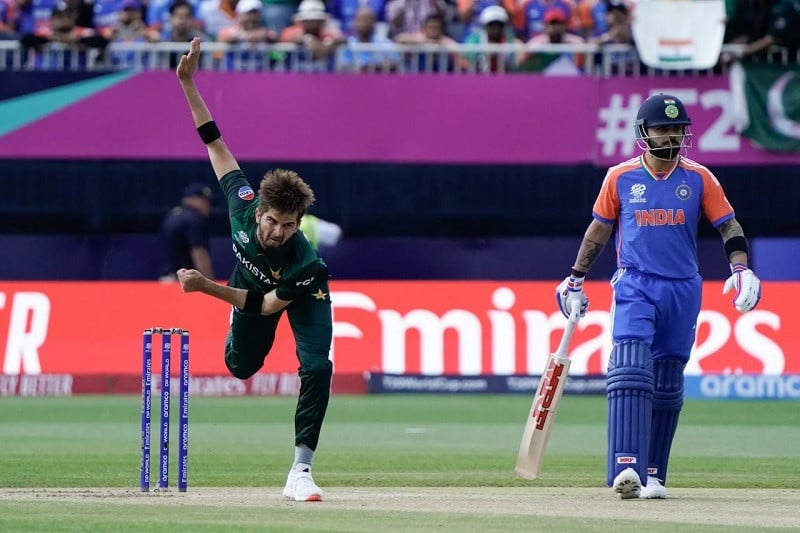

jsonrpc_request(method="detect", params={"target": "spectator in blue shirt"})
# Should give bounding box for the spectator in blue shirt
[338,6,399,71]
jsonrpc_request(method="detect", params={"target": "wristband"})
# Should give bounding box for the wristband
[197,121,221,144]
[570,268,586,279]
[723,235,749,260]
[243,289,264,314]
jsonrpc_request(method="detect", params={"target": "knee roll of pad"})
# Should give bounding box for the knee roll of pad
[607,340,654,486]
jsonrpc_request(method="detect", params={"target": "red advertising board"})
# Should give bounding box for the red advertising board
[0,281,795,377]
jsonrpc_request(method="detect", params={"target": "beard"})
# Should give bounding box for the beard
[647,138,681,160]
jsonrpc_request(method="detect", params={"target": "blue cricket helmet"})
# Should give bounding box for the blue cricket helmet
[635,93,692,132]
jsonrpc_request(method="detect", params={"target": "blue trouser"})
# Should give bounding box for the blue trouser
[606,268,701,485]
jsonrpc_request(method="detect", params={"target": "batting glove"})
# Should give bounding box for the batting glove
[722,263,761,313]
[556,275,588,321]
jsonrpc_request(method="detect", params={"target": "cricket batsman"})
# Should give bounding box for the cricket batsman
[556,93,762,499]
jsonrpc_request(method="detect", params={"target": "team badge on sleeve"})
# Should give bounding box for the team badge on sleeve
[238,186,255,201]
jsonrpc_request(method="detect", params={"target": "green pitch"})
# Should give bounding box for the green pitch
[0,394,798,531]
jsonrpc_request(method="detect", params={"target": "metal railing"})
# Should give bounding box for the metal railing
[0,39,796,76]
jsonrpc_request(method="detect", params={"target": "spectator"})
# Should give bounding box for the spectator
[217,0,278,44]
[102,0,153,42]
[262,0,299,34]
[517,0,576,41]
[329,0,388,37]
[456,0,518,41]
[1,0,18,39]
[588,0,633,74]
[160,182,216,282]
[462,5,525,73]
[722,0,800,63]
[145,0,200,34]
[723,0,773,49]
[394,12,459,72]
[524,6,585,74]
[280,0,345,69]
[572,0,598,39]
[196,0,237,40]
[589,0,630,44]
[337,6,399,72]
[19,1,109,67]
[385,0,446,39]
[17,0,94,36]
[159,0,205,41]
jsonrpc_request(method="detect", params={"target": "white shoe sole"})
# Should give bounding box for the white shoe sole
[612,468,642,500]
[283,473,324,502]
[283,489,323,502]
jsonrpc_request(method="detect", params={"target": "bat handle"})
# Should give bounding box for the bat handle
[556,300,581,358]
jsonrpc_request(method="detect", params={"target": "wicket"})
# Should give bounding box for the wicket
[140,327,190,492]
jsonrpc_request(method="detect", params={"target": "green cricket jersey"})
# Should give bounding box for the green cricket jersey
[219,170,329,301]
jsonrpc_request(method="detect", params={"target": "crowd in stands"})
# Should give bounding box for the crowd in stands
[0,0,797,72]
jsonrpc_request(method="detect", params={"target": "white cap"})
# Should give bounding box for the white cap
[296,0,327,20]
[478,5,508,25]
[235,0,262,14]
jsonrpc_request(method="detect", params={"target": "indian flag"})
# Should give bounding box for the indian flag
[632,0,726,70]
[657,38,694,64]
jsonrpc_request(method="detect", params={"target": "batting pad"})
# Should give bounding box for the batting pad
[648,357,685,484]
[606,340,654,486]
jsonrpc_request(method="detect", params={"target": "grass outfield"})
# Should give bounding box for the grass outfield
[0,394,798,531]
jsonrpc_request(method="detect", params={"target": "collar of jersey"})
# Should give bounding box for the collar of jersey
[640,155,680,181]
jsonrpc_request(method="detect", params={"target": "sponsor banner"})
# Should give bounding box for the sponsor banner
[0,281,796,378]
[632,0,726,70]
[368,373,607,394]
[1,73,798,166]
[0,373,366,397]
[685,374,800,400]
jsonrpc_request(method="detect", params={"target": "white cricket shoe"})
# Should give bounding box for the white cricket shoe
[639,476,667,499]
[283,463,323,502]
[612,467,642,500]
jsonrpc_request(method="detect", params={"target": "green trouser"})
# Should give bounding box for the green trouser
[224,292,332,451]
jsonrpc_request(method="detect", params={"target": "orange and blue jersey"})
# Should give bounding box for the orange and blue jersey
[592,155,734,279]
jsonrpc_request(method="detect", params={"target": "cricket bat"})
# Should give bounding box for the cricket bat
[515,302,580,479]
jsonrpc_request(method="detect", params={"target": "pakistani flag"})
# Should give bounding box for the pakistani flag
[731,62,800,152]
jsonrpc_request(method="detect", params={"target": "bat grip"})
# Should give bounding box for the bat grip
[555,300,581,358]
